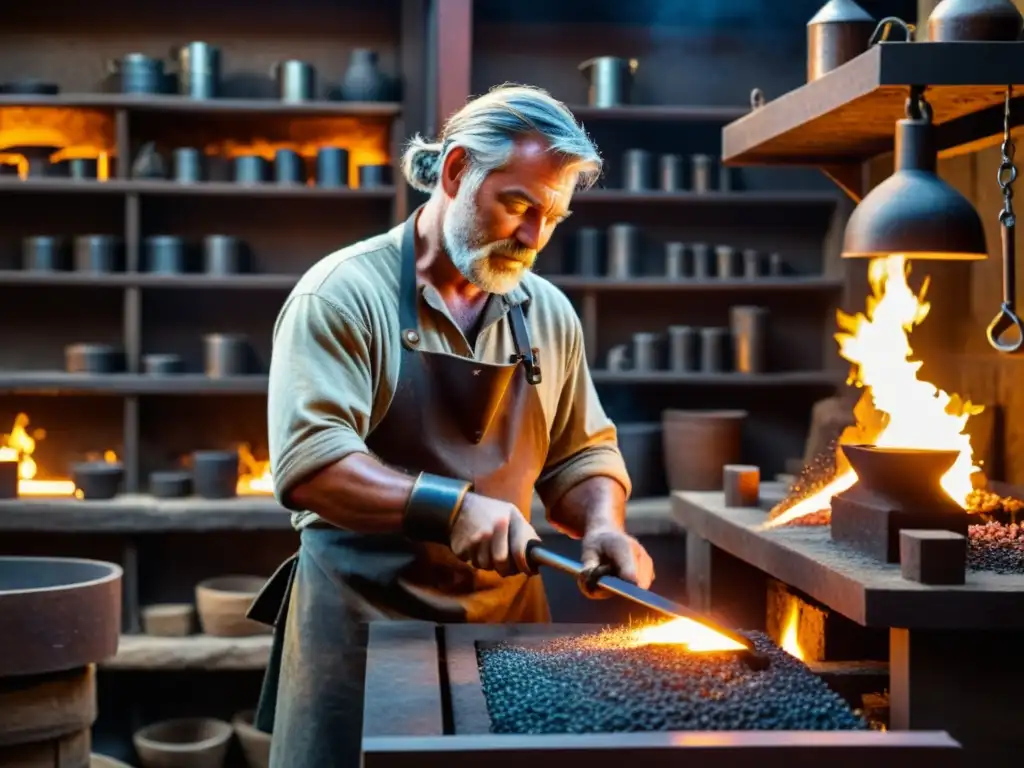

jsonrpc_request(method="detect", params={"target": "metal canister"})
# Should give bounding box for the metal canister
[927,0,1024,42]
[806,0,876,82]
[204,235,244,274]
[144,235,186,273]
[742,248,760,279]
[22,236,67,271]
[731,306,769,374]
[203,334,248,377]
[607,224,640,278]
[173,148,203,183]
[691,243,711,279]
[358,164,392,188]
[623,149,651,192]
[659,155,683,192]
[576,228,603,276]
[273,60,316,102]
[316,147,350,187]
[74,235,122,273]
[700,327,730,373]
[578,56,638,108]
[275,149,305,184]
[234,155,269,184]
[665,242,685,279]
[715,245,736,278]
[690,154,712,193]
[668,325,697,372]
[111,53,165,94]
[175,41,220,98]
[632,333,660,371]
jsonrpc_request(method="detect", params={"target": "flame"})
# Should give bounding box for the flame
[0,106,114,180]
[237,443,274,495]
[0,413,117,497]
[628,618,749,653]
[779,601,805,660]
[768,256,982,527]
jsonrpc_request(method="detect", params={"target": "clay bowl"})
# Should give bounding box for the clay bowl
[133,717,232,768]
[195,576,270,637]
[840,444,960,502]
[72,461,125,500]
[91,754,137,767]
[232,710,271,768]
[141,603,195,637]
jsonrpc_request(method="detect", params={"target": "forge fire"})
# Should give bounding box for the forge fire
[478,622,864,734]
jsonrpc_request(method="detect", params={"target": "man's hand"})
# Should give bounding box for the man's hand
[580,526,655,593]
[449,493,541,576]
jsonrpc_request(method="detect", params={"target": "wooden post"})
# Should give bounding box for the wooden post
[434,0,473,127]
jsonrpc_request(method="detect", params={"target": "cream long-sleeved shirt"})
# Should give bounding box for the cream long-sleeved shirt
[267,221,631,530]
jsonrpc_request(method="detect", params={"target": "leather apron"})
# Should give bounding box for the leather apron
[248,209,552,767]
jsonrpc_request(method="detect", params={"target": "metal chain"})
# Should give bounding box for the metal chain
[999,85,1017,228]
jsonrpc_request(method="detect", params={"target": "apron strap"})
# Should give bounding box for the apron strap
[509,304,542,386]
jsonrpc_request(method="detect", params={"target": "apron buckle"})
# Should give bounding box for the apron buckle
[510,347,543,386]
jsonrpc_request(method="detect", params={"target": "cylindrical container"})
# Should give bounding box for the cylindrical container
[72,461,124,500]
[715,245,735,278]
[668,325,697,372]
[233,155,269,184]
[719,164,734,192]
[66,158,98,180]
[192,450,239,499]
[87,250,126,290]
[176,41,220,98]
[133,717,233,768]
[742,248,760,279]
[665,242,685,278]
[143,353,184,375]
[274,149,305,184]
[622,149,651,192]
[691,243,711,278]
[724,464,761,508]
[273,60,316,102]
[144,235,185,273]
[173,148,204,183]
[203,235,244,274]
[690,154,712,193]
[659,154,684,192]
[700,327,729,373]
[807,0,877,82]
[731,306,769,374]
[579,56,638,108]
[204,334,248,377]
[575,228,603,276]
[661,409,747,491]
[0,460,18,499]
[607,224,639,278]
[113,53,165,94]
[316,147,350,187]
[927,0,1023,42]
[768,252,784,276]
[142,603,194,636]
[632,332,660,371]
[606,344,629,371]
[22,236,68,271]
[149,470,192,499]
[616,423,668,499]
[66,343,125,374]
[358,163,392,188]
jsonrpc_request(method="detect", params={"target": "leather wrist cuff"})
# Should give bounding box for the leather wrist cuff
[402,472,472,544]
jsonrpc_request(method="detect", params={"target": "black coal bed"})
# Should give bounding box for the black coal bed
[361,622,959,768]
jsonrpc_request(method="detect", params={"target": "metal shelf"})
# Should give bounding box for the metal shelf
[576,189,839,208]
[0,178,396,198]
[590,371,843,386]
[570,104,749,123]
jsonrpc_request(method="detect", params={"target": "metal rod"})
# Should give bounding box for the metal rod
[526,542,763,663]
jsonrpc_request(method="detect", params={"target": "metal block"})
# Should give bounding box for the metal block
[899,530,966,585]
[723,465,760,507]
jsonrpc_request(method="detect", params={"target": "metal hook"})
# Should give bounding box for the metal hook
[987,302,1024,352]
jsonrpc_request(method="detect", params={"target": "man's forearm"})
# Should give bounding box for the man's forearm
[287,453,416,533]
[546,476,626,539]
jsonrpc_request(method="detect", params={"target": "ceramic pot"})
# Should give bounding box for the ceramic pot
[72,461,124,500]
[232,710,271,768]
[91,754,137,768]
[927,0,1023,41]
[133,718,231,768]
[192,449,239,499]
[142,603,194,637]
[338,49,391,101]
[661,409,747,491]
[195,575,271,637]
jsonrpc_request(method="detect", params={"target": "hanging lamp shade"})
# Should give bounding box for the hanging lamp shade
[842,116,988,260]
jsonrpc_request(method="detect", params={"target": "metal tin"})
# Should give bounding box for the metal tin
[144,235,186,273]
[233,155,269,184]
[173,148,203,183]
[623,149,651,191]
[203,334,248,377]
[691,243,711,279]
[65,343,125,374]
[273,60,316,102]
[719,164,734,192]
[668,325,697,372]
[22,236,68,271]
[358,163,392,188]
[111,53,165,94]
[191,450,238,499]
[204,235,245,274]
[143,353,184,375]
[575,228,603,276]
[607,224,639,278]
[731,306,769,374]
[316,147,350,187]
[742,248,760,279]
[665,242,685,278]
[74,235,122,273]
[699,327,730,373]
[715,245,736,278]
[274,149,305,184]
[72,461,124,500]
[659,154,683,192]
[175,41,220,98]
[768,252,784,276]
[807,0,876,82]
[66,158,98,180]
[690,154,712,193]
[150,470,192,499]
[606,344,629,371]
[578,56,638,108]
[927,0,1023,42]
[632,332,660,371]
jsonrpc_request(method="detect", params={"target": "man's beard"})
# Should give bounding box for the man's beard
[442,177,537,295]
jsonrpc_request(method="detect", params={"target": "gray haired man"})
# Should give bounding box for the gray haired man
[252,83,655,767]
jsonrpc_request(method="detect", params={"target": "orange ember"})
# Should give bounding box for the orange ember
[627,618,748,653]
[237,443,274,495]
[0,106,114,180]
[767,256,982,527]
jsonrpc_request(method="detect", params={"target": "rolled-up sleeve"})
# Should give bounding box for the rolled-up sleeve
[268,292,374,510]
[535,318,632,507]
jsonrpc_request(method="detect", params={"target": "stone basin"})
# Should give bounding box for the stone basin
[0,556,122,677]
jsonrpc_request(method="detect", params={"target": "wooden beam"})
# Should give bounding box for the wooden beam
[820,164,866,202]
[434,0,472,126]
